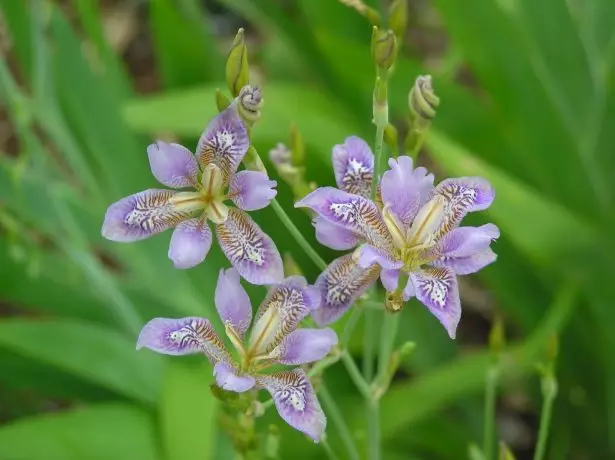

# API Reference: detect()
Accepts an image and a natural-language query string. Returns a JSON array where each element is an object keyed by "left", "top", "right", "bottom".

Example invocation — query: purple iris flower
[
  {"left": 101, "top": 103, "right": 283, "bottom": 285},
  {"left": 136, "top": 268, "right": 336, "bottom": 441},
  {"left": 296, "top": 136, "right": 498, "bottom": 338}
]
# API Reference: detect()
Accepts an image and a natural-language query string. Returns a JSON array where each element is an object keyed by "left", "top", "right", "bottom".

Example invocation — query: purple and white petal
[
  {"left": 410, "top": 267, "right": 461, "bottom": 339},
  {"left": 432, "top": 224, "right": 499, "bottom": 275},
  {"left": 403, "top": 277, "right": 416, "bottom": 300},
  {"left": 312, "top": 254, "right": 380, "bottom": 326},
  {"left": 258, "top": 369, "right": 326, "bottom": 442},
  {"left": 434, "top": 177, "right": 495, "bottom": 238},
  {"left": 272, "top": 328, "right": 338, "bottom": 365},
  {"left": 380, "top": 269, "right": 400, "bottom": 292},
  {"left": 332, "top": 136, "right": 373, "bottom": 198},
  {"left": 213, "top": 362, "right": 255, "bottom": 392},
  {"left": 136, "top": 317, "right": 231, "bottom": 363},
  {"left": 168, "top": 218, "right": 212, "bottom": 269},
  {"left": 216, "top": 208, "right": 284, "bottom": 285},
  {"left": 356, "top": 244, "right": 403, "bottom": 270},
  {"left": 249, "top": 276, "right": 318, "bottom": 355},
  {"left": 195, "top": 105, "right": 249, "bottom": 182},
  {"left": 101, "top": 189, "right": 193, "bottom": 242},
  {"left": 229, "top": 170, "right": 277, "bottom": 211},
  {"left": 381, "top": 156, "right": 435, "bottom": 228},
  {"left": 215, "top": 268, "right": 253, "bottom": 338},
  {"left": 147, "top": 141, "right": 198, "bottom": 188},
  {"left": 313, "top": 216, "right": 361, "bottom": 251},
  {"left": 295, "top": 187, "right": 394, "bottom": 252}
]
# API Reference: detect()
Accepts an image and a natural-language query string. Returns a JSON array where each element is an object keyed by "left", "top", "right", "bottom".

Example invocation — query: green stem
[
  {"left": 319, "top": 384, "right": 361, "bottom": 460},
  {"left": 363, "top": 309, "right": 376, "bottom": 381},
  {"left": 534, "top": 375, "right": 557, "bottom": 460},
  {"left": 269, "top": 198, "right": 327, "bottom": 271},
  {"left": 367, "top": 398, "right": 381, "bottom": 460},
  {"left": 376, "top": 312, "right": 400, "bottom": 383},
  {"left": 321, "top": 439, "right": 340, "bottom": 460},
  {"left": 370, "top": 124, "right": 385, "bottom": 198},
  {"left": 341, "top": 308, "right": 363, "bottom": 347},
  {"left": 341, "top": 351, "right": 372, "bottom": 399},
  {"left": 483, "top": 367, "right": 498, "bottom": 460}
]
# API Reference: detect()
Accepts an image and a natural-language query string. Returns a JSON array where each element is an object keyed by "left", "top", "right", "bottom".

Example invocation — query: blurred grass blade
[
  {"left": 0, "top": 318, "right": 163, "bottom": 405},
  {"left": 0, "top": 404, "right": 162, "bottom": 460},
  {"left": 160, "top": 360, "right": 218, "bottom": 460}
]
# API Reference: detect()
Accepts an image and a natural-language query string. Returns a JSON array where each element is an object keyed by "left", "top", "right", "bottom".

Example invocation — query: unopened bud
[
  {"left": 215, "top": 89, "right": 231, "bottom": 112},
  {"left": 409, "top": 75, "right": 440, "bottom": 121},
  {"left": 384, "top": 123, "right": 399, "bottom": 156},
  {"left": 371, "top": 27, "right": 397, "bottom": 71},
  {"left": 226, "top": 28, "right": 249, "bottom": 97},
  {"left": 388, "top": 0, "right": 408, "bottom": 40},
  {"left": 269, "top": 143, "right": 292, "bottom": 167},
  {"left": 237, "top": 85, "right": 263, "bottom": 128},
  {"left": 289, "top": 123, "right": 305, "bottom": 165}
]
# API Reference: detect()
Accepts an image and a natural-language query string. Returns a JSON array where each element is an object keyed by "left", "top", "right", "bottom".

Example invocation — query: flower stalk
[{"left": 534, "top": 335, "right": 559, "bottom": 460}]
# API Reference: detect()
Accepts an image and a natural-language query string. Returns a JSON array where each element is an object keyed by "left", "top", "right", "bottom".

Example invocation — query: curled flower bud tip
[
  {"left": 237, "top": 85, "right": 263, "bottom": 127},
  {"left": 409, "top": 75, "right": 440, "bottom": 120}
]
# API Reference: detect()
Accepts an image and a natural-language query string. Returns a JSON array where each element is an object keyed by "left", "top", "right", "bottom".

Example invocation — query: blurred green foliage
[{"left": 0, "top": 0, "right": 614, "bottom": 459}]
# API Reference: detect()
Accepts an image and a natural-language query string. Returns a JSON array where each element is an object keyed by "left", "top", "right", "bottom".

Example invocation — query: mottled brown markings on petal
[
  {"left": 340, "top": 159, "right": 372, "bottom": 198},
  {"left": 435, "top": 181, "right": 480, "bottom": 239},
  {"left": 124, "top": 190, "right": 190, "bottom": 233},
  {"left": 217, "top": 208, "right": 266, "bottom": 267},
  {"left": 172, "top": 318, "right": 231, "bottom": 364},
  {"left": 257, "top": 369, "right": 309, "bottom": 411},
  {"left": 322, "top": 254, "right": 380, "bottom": 309}
]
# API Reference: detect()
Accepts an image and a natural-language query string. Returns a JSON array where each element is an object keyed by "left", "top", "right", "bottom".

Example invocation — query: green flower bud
[
  {"left": 226, "top": 28, "right": 249, "bottom": 97},
  {"left": 409, "top": 75, "right": 440, "bottom": 121},
  {"left": 236, "top": 85, "right": 263, "bottom": 128},
  {"left": 215, "top": 88, "right": 231, "bottom": 112},
  {"left": 371, "top": 27, "right": 397, "bottom": 71},
  {"left": 388, "top": 0, "right": 408, "bottom": 40},
  {"left": 289, "top": 123, "right": 305, "bottom": 165}
]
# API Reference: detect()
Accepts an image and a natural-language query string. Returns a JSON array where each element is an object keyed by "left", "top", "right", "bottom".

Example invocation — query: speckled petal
[
  {"left": 434, "top": 177, "right": 495, "bottom": 238},
  {"left": 215, "top": 268, "right": 252, "bottom": 338},
  {"left": 195, "top": 105, "right": 249, "bottom": 182},
  {"left": 410, "top": 267, "right": 461, "bottom": 339},
  {"left": 147, "top": 141, "right": 198, "bottom": 188},
  {"left": 101, "top": 189, "right": 194, "bottom": 242},
  {"left": 312, "top": 254, "right": 380, "bottom": 326},
  {"left": 216, "top": 208, "right": 284, "bottom": 285},
  {"left": 381, "top": 156, "right": 434, "bottom": 228},
  {"left": 168, "top": 218, "right": 212, "bottom": 269},
  {"left": 295, "top": 187, "right": 394, "bottom": 253},
  {"left": 271, "top": 328, "right": 338, "bottom": 365},
  {"left": 313, "top": 216, "right": 361, "bottom": 251},
  {"left": 248, "top": 276, "right": 319, "bottom": 355},
  {"left": 332, "top": 136, "right": 373, "bottom": 198},
  {"left": 229, "top": 170, "right": 277, "bottom": 211},
  {"left": 258, "top": 369, "right": 326, "bottom": 442},
  {"left": 213, "top": 362, "right": 255, "bottom": 392},
  {"left": 136, "top": 317, "right": 231, "bottom": 364}
]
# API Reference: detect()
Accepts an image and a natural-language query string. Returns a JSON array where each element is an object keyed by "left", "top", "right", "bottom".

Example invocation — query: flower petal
[
  {"left": 410, "top": 267, "right": 461, "bottom": 339},
  {"left": 216, "top": 208, "right": 284, "bottom": 285},
  {"left": 356, "top": 244, "right": 403, "bottom": 270},
  {"left": 147, "top": 141, "right": 198, "bottom": 188},
  {"left": 434, "top": 177, "right": 495, "bottom": 238},
  {"left": 215, "top": 268, "right": 253, "bottom": 338},
  {"left": 312, "top": 254, "right": 380, "bottom": 326},
  {"left": 101, "top": 189, "right": 193, "bottom": 242},
  {"left": 248, "top": 276, "right": 318, "bottom": 355},
  {"left": 258, "top": 369, "right": 326, "bottom": 442},
  {"left": 381, "top": 156, "right": 434, "bottom": 228},
  {"left": 380, "top": 269, "right": 400, "bottom": 292},
  {"left": 295, "top": 187, "right": 394, "bottom": 252},
  {"left": 313, "top": 216, "right": 361, "bottom": 251},
  {"left": 332, "top": 136, "right": 373, "bottom": 198},
  {"left": 271, "top": 328, "right": 338, "bottom": 365},
  {"left": 136, "top": 317, "right": 231, "bottom": 363},
  {"left": 213, "top": 362, "right": 255, "bottom": 392},
  {"left": 432, "top": 224, "right": 499, "bottom": 275},
  {"left": 195, "top": 105, "right": 249, "bottom": 182},
  {"left": 168, "top": 218, "right": 212, "bottom": 269},
  {"left": 229, "top": 170, "right": 277, "bottom": 211}
]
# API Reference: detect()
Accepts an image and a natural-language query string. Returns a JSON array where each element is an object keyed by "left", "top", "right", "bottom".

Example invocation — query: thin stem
[
  {"left": 269, "top": 198, "right": 327, "bottom": 271},
  {"left": 319, "top": 383, "right": 361, "bottom": 460},
  {"left": 370, "top": 124, "right": 385, "bottom": 198},
  {"left": 321, "top": 439, "right": 340, "bottom": 460},
  {"left": 362, "top": 309, "right": 376, "bottom": 381},
  {"left": 483, "top": 367, "right": 498, "bottom": 460},
  {"left": 341, "top": 351, "right": 372, "bottom": 399},
  {"left": 534, "top": 376, "right": 557, "bottom": 460},
  {"left": 367, "top": 398, "right": 381, "bottom": 460},
  {"left": 376, "top": 312, "right": 400, "bottom": 382},
  {"left": 341, "top": 308, "right": 363, "bottom": 347}
]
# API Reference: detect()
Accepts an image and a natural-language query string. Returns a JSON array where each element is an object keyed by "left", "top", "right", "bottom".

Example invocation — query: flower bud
[
  {"left": 226, "top": 28, "right": 249, "bottom": 97},
  {"left": 371, "top": 27, "right": 397, "bottom": 71},
  {"left": 269, "top": 143, "right": 291, "bottom": 167},
  {"left": 236, "top": 85, "right": 263, "bottom": 128},
  {"left": 388, "top": 0, "right": 408, "bottom": 40},
  {"left": 409, "top": 75, "right": 440, "bottom": 121},
  {"left": 289, "top": 123, "right": 305, "bottom": 165},
  {"left": 215, "top": 89, "right": 231, "bottom": 112}
]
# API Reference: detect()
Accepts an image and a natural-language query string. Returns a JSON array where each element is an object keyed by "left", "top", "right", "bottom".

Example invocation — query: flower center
[{"left": 200, "top": 164, "right": 229, "bottom": 223}]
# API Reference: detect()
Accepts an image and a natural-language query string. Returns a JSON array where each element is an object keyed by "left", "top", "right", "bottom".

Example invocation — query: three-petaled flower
[
  {"left": 136, "top": 268, "right": 337, "bottom": 441},
  {"left": 101, "top": 102, "right": 283, "bottom": 285},
  {"left": 296, "top": 136, "right": 498, "bottom": 338}
]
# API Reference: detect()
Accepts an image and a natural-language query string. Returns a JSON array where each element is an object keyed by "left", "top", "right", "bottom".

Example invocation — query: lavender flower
[
  {"left": 101, "top": 103, "right": 283, "bottom": 285},
  {"left": 136, "top": 268, "right": 336, "bottom": 441},
  {"left": 296, "top": 137, "right": 498, "bottom": 338}
]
